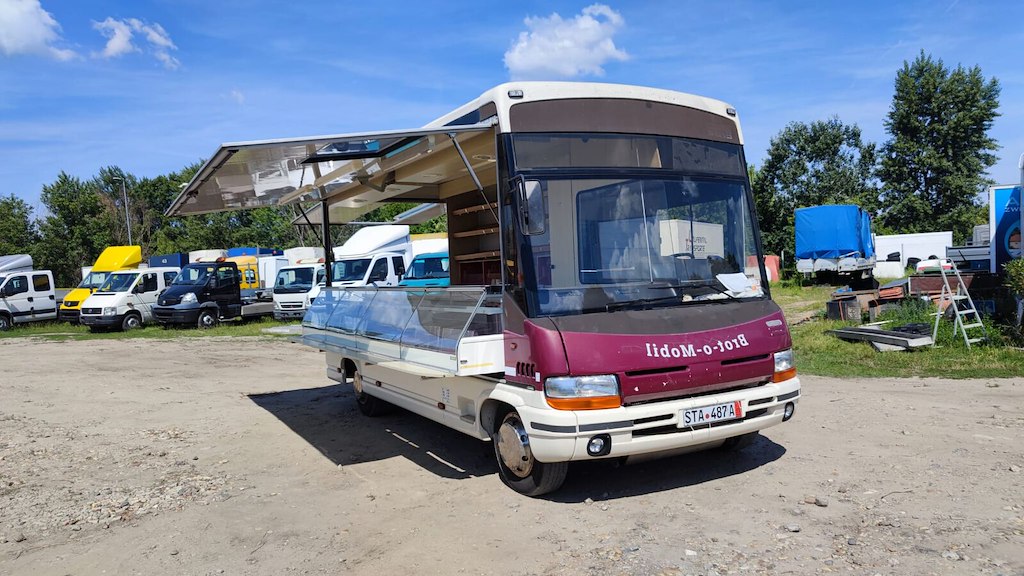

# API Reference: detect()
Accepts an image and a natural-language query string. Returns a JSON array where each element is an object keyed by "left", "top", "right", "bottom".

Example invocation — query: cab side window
[
  {"left": 315, "top": 268, "right": 326, "bottom": 284},
  {"left": 392, "top": 256, "right": 406, "bottom": 278},
  {"left": 140, "top": 273, "right": 158, "bottom": 293},
  {"left": 33, "top": 274, "right": 51, "bottom": 292},
  {"left": 368, "top": 259, "right": 388, "bottom": 282},
  {"left": 216, "top": 267, "right": 237, "bottom": 288},
  {"left": 163, "top": 271, "right": 177, "bottom": 286},
  {"left": 4, "top": 276, "right": 29, "bottom": 296}
]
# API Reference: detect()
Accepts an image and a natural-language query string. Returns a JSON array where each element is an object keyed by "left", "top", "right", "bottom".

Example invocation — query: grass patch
[{"left": 0, "top": 316, "right": 296, "bottom": 341}]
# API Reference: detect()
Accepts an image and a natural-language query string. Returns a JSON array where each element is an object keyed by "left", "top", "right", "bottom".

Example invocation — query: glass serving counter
[{"left": 301, "top": 286, "right": 503, "bottom": 377}]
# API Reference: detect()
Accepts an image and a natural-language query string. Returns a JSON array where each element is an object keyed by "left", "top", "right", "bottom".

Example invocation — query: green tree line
[{"left": 753, "top": 51, "right": 1001, "bottom": 258}]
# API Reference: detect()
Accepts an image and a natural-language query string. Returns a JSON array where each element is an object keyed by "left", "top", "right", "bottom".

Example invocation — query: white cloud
[
  {"left": 92, "top": 16, "right": 180, "bottom": 69},
  {"left": 0, "top": 0, "right": 76, "bottom": 61},
  {"left": 504, "top": 4, "right": 628, "bottom": 80},
  {"left": 228, "top": 89, "right": 245, "bottom": 105}
]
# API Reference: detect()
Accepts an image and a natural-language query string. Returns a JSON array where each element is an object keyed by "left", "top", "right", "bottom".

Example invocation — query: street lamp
[{"left": 112, "top": 176, "right": 132, "bottom": 245}]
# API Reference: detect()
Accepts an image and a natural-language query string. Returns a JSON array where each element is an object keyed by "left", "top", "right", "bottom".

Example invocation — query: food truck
[{"left": 167, "top": 82, "right": 801, "bottom": 496}]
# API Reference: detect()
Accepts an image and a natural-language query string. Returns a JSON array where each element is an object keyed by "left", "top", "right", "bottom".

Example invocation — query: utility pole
[{"left": 112, "top": 176, "right": 132, "bottom": 245}]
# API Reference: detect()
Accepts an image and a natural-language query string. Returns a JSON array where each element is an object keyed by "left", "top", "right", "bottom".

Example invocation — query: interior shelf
[
  {"left": 450, "top": 202, "right": 498, "bottom": 217},
  {"left": 452, "top": 227, "right": 499, "bottom": 239}
]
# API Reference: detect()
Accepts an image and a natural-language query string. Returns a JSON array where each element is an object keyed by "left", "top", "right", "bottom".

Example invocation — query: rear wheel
[
  {"left": 351, "top": 365, "right": 389, "bottom": 417},
  {"left": 0, "top": 314, "right": 10, "bottom": 331},
  {"left": 121, "top": 313, "right": 142, "bottom": 331},
  {"left": 492, "top": 410, "right": 568, "bottom": 496},
  {"left": 197, "top": 310, "right": 217, "bottom": 329}
]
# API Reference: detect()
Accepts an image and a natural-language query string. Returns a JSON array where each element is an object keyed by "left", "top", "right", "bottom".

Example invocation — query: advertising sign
[{"left": 990, "top": 185, "right": 1022, "bottom": 273}]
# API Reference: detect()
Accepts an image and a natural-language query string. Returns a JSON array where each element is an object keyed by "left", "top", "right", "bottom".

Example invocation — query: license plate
[{"left": 680, "top": 400, "right": 743, "bottom": 427}]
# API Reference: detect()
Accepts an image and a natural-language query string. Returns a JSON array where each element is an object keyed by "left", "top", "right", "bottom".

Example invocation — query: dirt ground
[{"left": 1, "top": 336, "right": 1022, "bottom": 576}]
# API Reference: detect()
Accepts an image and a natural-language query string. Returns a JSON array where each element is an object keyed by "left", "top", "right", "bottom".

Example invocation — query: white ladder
[{"left": 931, "top": 265, "right": 988, "bottom": 348}]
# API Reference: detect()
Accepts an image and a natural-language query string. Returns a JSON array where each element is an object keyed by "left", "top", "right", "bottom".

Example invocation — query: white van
[
  {"left": 0, "top": 270, "right": 58, "bottom": 330},
  {"left": 79, "top": 267, "right": 180, "bottom": 331}
]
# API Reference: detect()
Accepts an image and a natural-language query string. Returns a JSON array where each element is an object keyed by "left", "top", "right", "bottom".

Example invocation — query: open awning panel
[{"left": 166, "top": 121, "right": 496, "bottom": 217}]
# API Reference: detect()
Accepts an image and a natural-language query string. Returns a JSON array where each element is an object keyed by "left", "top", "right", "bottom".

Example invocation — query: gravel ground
[{"left": 1, "top": 336, "right": 1022, "bottom": 575}]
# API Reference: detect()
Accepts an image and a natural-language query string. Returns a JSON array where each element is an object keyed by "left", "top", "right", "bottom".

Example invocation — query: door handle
[
  {"left": 27, "top": 297, "right": 33, "bottom": 302},
  {"left": 49, "top": 295, "right": 54, "bottom": 300}
]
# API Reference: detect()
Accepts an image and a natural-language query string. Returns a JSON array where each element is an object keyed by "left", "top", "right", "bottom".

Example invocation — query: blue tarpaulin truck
[{"left": 795, "top": 205, "right": 875, "bottom": 278}]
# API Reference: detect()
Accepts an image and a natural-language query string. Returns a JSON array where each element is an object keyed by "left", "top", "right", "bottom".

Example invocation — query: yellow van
[{"left": 59, "top": 246, "right": 142, "bottom": 323}]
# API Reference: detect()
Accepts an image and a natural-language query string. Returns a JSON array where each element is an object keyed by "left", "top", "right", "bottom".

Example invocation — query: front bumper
[
  {"left": 516, "top": 377, "right": 802, "bottom": 463},
  {"left": 80, "top": 314, "right": 123, "bottom": 327},
  {"left": 153, "top": 304, "right": 201, "bottom": 325},
  {"left": 59, "top": 309, "right": 80, "bottom": 323},
  {"left": 274, "top": 308, "right": 307, "bottom": 320}
]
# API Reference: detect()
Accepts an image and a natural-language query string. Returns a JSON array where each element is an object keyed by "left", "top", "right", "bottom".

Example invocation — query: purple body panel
[{"left": 520, "top": 303, "right": 791, "bottom": 404}]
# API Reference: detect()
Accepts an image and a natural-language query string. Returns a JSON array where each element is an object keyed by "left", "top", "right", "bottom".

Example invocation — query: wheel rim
[
  {"left": 0, "top": 316, "right": 8, "bottom": 330},
  {"left": 124, "top": 315, "right": 140, "bottom": 329},
  {"left": 496, "top": 413, "right": 534, "bottom": 478},
  {"left": 199, "top": 313, "right": 214, "bottom": 328}
]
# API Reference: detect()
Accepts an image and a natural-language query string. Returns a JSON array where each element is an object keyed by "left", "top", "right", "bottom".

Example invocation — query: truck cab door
[
  {"left": 132, "top": 272, "right": 159, "bottom": 321},
  {"left": 366, "top": 257, "right": 389, "bottom": 285},
  {"left": 1, "top": 275, "right": 31, "bottom": 323},
  {"left": 31, "top": 273, "right": 57, "bottom": 320}
]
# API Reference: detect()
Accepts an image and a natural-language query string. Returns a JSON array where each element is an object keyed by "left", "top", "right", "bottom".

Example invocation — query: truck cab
[
  {"left": 331, "top": 252, "right": 407, "bottom": 287},
  {"left": 0, "top": 269, "right": 57, "bottom": 331},
  {"left": 153, "top": 261, "right": 243, "bottom": 328},
  {"left": 60, "top": 246, "right": 143, "bottom": 323},
  {"left": 272, "top": 261, "right": 326, "bottom": 320},
  {"left": 79, "top": 267, "right": 180, "bottom": 331},
  {"left": 398, "top": 252, "right": 450, "bottom": 287}
]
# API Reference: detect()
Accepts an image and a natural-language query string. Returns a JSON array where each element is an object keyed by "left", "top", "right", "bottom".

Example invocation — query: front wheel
[
  {"left": 121, "top": 313, "right": 142, "bottom": 331},
  {"left": 0, "top": 314, "right": 10, "bottom": 331},
  {"left": 197, "top": 310, "right": 217, "bottom": 329},
  {"left": 492, "top": 410, "right": 568, "bottom": 496}
]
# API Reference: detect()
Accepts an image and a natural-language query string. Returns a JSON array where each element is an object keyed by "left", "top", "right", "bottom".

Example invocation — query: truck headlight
[
  {"left": 773, "top": 349, "right": 797, "bottom": 382},
  {"left": 544, "top": 374, "right": 621, "bottom": 410},
  {"left": 180, "top": 292, "right": 197, "bottom": 304},
  {"left": 102, "top": 307, "right": 117, "bottom": 317}
]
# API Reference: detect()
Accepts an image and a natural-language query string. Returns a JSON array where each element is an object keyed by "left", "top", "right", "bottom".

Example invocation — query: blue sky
[{"left": 2, "top": 0, "right": 1023, "bottom": 215}]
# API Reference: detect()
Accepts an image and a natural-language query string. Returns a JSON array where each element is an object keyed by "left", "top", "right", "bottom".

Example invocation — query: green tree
[
  {"left": 752, "top": 117, "right": 879, "bottom": 257},
  {"left": 35, "top": 172, "right": 116, "bottom": 286},
  {"left": 0, "top": 194, "right": 38, "bottom": 255},
  {"left": 878, "top": 51, "right": 1000, "bottom": 243}
]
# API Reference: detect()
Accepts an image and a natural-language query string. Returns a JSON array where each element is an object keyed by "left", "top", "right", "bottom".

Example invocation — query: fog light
[
  {"left": 587, "top": 434, "right": 611, "bottom": 457},
  {"left": 783, "top": 402, "right": 795, "bottom": 422}
]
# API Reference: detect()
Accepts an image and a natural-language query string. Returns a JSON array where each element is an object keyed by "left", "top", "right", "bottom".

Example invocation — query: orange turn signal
[
  {"left": 546, "top": 396, "right": 621, "bottom": 410},
  {"left": 772, "top": 367, "right": 797, "bottom": 383}
]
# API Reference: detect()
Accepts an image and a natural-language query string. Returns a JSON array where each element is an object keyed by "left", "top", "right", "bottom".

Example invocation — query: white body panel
[
  {"left": 326, "top": 353, "right": 799, "bottom": 463},
  {"left": 188, "top": 249, "right": 227, "bottom": 262},
  {"left": 0, "top": 270, "right": 57, "bottom": 325},
  {"left": 874, "top": 232, "right": 953, "bottom": 267},
  {"left": 283, "top": 246, "right": 325, "bottom": 265},
  {"left": 0, "top": 254, "right": 33, "bottom": 273},
  {"left": 273, "top": 264, "right": 326, "bottom": 320}
]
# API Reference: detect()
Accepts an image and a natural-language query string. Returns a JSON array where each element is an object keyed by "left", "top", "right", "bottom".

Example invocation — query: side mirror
[{"left": 516, "top": 178, "right": 545, "bottom": 235}]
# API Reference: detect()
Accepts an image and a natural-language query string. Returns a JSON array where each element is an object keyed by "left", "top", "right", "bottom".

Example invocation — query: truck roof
[
  {"left": 93, "top": 246, "right": 143, "bottom": 272},
  {"left": 333, "top": 225, "right": 410, "bottom": 258}
]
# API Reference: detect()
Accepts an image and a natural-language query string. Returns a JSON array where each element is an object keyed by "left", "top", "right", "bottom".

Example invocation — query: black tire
[
  {"left": 351, "top": 366, "right": 389, "bottom": 417},
  {"left": 720, "top": 431, "right": 759, "bottom": 452},
  {"left": 121, "top": 313, "right": 142, "bottom": 331},
  {"left": 0, "top": 314, "right": 10, "bottom": 331},
  {"left": 492, "top": 410, "right": 568, "bottom": 496},
  {"left": 197, "top": 309, "right": 217, "bottom": 329}
]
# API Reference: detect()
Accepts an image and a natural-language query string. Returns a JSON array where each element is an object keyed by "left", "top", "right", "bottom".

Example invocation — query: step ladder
[{"left": 931, "top": 265, "right": 988, "bottom": 348}]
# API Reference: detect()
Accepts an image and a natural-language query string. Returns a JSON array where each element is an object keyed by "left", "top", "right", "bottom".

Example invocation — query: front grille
[
  {"left": 159, "top": 296, "right": 181, "bottom": 306},
  {"left": 282, "top": 302, "right": 302, "bottom": 309},
  {"left": 81, "top": 308, "right": 101, "bottom": 315},
  {"left": 63, "top": 301, "right": 78, "bottom": 308}
]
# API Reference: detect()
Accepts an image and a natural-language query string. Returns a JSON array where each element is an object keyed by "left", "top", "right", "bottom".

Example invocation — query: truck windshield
[
  {"left": 78, "top": 271, "right": 109, "bottom": 289},
  {"left": 98, "top": 273, "right": 139, "bottom": 292},
  {"left": 172, "top": 266, "right": 213, "bottom": 286},
  {"left": 274, "top": 267, "right": 316, "bottom": 293},
  {"left": 332, "top": 258, "right": 371, "bottom": 282},
  {"left": 510, "top": 134, "right": 766, "bottom": 317},
  {"left": 404, "top": 256, "right": 449, "bottom": 280}
]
